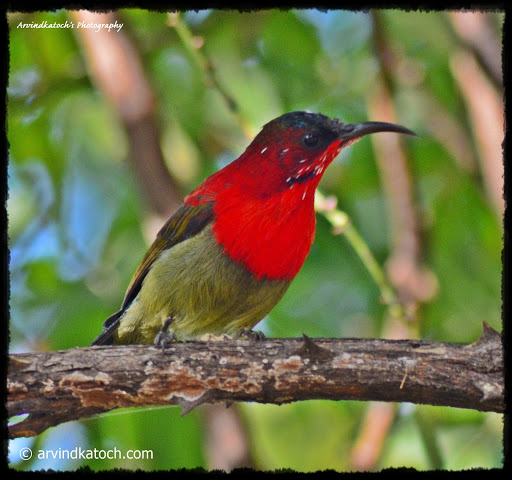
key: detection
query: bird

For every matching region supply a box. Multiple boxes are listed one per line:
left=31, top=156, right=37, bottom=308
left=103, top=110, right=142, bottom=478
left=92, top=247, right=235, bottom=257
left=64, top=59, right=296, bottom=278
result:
left=92, top=111, right=414, bottom=346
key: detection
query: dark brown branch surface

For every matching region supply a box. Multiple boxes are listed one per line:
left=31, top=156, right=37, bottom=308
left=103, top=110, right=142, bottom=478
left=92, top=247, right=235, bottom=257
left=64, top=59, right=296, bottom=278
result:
left=8, top=324, right=503, bottom=439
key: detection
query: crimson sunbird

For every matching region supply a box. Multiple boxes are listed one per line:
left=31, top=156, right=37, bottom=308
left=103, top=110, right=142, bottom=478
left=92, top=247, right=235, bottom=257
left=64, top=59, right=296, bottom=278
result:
left=92, top=111, right=414, bottom=346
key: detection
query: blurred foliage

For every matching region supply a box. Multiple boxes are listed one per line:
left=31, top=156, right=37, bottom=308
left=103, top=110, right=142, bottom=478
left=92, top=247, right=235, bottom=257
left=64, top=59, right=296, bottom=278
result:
left=8, top=8, right=503, bottom=472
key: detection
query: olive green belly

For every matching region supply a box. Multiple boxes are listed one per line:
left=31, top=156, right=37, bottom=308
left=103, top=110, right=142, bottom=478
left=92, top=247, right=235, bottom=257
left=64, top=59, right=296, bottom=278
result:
left=115, top=226, right=291, bottom=344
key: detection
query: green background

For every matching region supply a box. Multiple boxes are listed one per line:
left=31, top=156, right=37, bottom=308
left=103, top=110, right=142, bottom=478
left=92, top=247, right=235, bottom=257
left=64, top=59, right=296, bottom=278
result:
left=8, top=9, right=503, bottom=472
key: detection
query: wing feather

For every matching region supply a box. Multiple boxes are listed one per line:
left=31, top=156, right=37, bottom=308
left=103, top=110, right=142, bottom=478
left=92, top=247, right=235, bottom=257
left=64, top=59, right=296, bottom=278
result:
left=91, top=202, right=214, bottom=345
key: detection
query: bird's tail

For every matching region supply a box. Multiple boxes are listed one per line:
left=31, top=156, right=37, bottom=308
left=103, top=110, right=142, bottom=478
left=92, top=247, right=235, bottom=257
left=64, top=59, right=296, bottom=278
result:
left=91, top=310, right=123, bottom=345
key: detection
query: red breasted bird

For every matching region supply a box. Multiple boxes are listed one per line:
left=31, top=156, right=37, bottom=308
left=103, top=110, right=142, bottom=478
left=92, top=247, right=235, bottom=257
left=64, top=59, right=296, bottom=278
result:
left=92, top=111, right=414, bottom=345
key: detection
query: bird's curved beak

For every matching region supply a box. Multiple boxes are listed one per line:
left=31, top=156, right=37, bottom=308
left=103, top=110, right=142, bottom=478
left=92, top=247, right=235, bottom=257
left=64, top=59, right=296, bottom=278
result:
left=334, top=120, right=417, bottom=141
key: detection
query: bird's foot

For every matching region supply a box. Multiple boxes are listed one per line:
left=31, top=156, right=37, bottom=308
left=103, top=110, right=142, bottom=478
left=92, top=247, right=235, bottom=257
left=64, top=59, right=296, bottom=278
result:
left=236, top=328, right=266, bottom=341
left=154, top=316, right=177, bottom=350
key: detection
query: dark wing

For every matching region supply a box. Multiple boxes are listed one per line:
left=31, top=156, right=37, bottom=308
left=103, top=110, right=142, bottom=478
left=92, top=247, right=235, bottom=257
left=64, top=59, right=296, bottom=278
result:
left=91, top=202, right=214, bottom=345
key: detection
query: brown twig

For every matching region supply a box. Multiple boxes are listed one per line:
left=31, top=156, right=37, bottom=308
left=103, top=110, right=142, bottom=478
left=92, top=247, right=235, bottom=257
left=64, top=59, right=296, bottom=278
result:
left=450, top=51, right=505, bottom=217
left=350, top=402, right=397, bottom=471
left=202, top=404, right=255, bottom=471
left=167, top=12, right=254, bottom=138
left=70, top=10, right=183, bottom=218
left=370, top=11, right=438, bottom=321
left=8, top=325, right=503, bottom=439
left=447, top=12, right=503, bottom=90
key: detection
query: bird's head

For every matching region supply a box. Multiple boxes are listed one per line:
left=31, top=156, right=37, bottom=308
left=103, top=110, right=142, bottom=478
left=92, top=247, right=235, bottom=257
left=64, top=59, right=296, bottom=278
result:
left=187, top=111, right=415, bottom=206
left=246, top=111, right=415, bottom=192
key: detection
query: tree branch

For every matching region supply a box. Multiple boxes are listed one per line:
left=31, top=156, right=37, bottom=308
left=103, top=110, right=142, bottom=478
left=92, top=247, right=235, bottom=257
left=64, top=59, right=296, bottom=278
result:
left=8, top=324, right=503, bottom=439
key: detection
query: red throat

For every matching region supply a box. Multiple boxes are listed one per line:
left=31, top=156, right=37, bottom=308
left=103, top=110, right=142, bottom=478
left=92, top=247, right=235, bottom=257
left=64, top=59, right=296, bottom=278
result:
left=211, top=182, right=318, bottom=280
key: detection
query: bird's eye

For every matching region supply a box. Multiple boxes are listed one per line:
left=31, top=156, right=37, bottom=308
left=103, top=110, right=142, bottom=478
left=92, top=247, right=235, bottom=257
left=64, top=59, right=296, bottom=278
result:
left=302, top=133, right=319, bottom=148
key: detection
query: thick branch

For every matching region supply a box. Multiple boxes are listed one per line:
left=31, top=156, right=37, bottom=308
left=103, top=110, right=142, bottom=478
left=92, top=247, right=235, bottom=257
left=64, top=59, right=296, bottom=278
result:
left=8, top=324, right=503, bottom=439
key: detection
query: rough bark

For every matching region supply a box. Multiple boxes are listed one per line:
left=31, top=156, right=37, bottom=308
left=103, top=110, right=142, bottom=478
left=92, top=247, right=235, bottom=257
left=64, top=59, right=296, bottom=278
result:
left=8, top=324, right=503, bottom=439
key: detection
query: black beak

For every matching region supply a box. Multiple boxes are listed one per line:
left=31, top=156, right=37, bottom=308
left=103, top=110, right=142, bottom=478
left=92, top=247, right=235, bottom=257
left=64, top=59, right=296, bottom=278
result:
left=334, top=120, right=416, bottom=141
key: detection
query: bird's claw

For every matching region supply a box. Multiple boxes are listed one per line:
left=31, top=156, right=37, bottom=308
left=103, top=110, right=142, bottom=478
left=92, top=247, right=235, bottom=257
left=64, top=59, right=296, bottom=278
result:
left=154, top=316, right=177, bottom=350
left=154, top=330, right=177, bottom=350
left=236, top=328, right=266, bottom=341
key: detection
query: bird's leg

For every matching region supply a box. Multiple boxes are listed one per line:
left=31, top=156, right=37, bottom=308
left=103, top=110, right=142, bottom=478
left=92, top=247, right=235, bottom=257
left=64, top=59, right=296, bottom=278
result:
left=236, top=328, right=266, bottom=341
left=154, top=315, right=177, bottom=350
